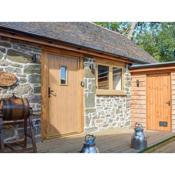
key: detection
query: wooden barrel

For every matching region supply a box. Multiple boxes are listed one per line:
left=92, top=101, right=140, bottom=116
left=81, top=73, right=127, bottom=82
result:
left=0, top=95, right=30, bottom=121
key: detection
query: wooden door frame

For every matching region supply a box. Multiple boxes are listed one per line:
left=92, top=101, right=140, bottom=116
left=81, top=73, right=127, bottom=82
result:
left=41, top=49, right=84, bottom=140
left=146, top=72, right=172, bottom=132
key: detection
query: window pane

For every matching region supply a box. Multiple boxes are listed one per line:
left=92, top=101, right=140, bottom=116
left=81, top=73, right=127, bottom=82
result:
left=98, top=65, right=109, bottom=89
left=60, top=66, right=67, bottom=85
left=113, top=67, right=122, bottom=90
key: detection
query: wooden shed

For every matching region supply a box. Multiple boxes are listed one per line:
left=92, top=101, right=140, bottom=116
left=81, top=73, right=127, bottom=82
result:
left=130, top=62, right=175, bottom=132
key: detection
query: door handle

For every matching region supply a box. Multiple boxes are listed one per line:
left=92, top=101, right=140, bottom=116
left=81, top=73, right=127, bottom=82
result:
left=48, top=87, right=56, bottom=97
left=80, top=81, right=84, bottom=87
left=166, top=101, right=171, bottom=106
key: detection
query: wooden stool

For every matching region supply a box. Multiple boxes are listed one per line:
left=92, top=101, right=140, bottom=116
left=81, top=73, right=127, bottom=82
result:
left=0, top=95, right=37, bottom=153
left=0, top=115, right=37, bottom=153
left=0, top=117, right=4, bottom=152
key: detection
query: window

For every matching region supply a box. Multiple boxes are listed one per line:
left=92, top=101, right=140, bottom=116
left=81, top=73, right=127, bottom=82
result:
left=60, top=66, right=67, bottom=85
left=98, top=65, right=109, bottom=89
left=113, top=67, right=122, bottom=90
left=96, top=64, right=124, bottom=95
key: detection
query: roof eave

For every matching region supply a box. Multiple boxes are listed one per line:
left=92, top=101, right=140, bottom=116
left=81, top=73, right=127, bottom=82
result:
left=0, top=26, right=150, bottom=64
left=129, top=61, right=175, bottom=70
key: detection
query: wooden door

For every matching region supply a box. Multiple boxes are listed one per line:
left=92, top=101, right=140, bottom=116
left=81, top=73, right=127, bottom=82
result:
left=47, top=53, right=82, bottom=137
left=147, top=73, right=171, bottom=131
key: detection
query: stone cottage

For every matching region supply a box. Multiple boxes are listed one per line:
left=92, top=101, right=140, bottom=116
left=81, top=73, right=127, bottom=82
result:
left=0, top=22, right=156, bottom=141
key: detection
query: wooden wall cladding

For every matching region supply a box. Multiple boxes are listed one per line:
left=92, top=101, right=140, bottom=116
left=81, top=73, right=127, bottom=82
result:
left=171, top=72, right=175, bottom=132
left=131, top=74, right=147, bottom=128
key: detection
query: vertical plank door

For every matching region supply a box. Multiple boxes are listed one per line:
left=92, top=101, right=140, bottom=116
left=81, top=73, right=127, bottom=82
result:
left=47, top=53, right=82, bottom=137
left=147, top=73, right=171, bottom=131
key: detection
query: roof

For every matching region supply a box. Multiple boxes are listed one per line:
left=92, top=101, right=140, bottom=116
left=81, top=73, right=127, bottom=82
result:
left=0, top=22, right=157, bottom=63
left=130, top=61, right=175, bottom=69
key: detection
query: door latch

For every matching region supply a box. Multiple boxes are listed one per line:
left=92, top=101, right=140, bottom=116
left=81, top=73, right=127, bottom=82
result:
left=48, top=87, right=56, bottom=97
left=166, top=101, right=171, bottom=106
left=80, top=81, right=85, bottom=87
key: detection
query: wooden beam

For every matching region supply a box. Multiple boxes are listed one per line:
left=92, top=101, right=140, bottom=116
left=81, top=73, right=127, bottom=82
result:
left=79, top=57, right=84, bottom=133
left=96, top=89, right=126, bottom=96
left=40, top=50, right=49, bottom=140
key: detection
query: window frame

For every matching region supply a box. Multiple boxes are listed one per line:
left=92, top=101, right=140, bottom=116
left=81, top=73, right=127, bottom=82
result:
left=97, top=64, right=110, bottom=90
left=59, top=65, right=68, bottom=86
left=96, top=63, right=125, bottom=96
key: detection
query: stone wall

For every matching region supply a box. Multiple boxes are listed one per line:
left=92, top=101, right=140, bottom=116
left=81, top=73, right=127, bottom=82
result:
left=0, top=37, right=132, bottom=142
left=84, top=58, right=131, bottom=133
left=0, top=37, right=41, bottom=142
left=84, top=58, right=97, bottom=132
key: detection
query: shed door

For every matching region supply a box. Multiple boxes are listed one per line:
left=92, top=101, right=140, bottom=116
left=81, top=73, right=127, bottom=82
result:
left=47, top=54, right=82, bottom=137
left=147, top=73, right=171, bottom=131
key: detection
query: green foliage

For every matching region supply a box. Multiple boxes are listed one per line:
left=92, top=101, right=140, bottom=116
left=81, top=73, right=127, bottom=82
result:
left=136, top=23, right=175, bottom=62
left=95, top=22, right=131, bottom=35
left=95, top=22, right=121, bottom=32
left=95, top=22, right=175, bottom=62
left=135, top=33, right=161, bottom=60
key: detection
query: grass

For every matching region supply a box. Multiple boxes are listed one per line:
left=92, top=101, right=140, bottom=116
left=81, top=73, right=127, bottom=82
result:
left=139, top=135, right=175, bottom=153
